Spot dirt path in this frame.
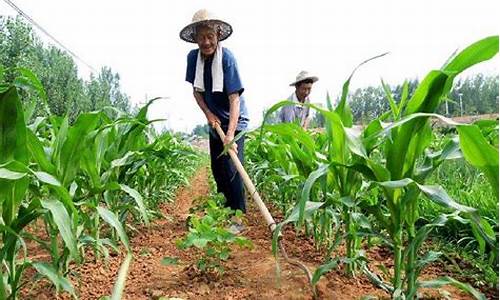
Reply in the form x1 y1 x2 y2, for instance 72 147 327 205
23 165 482 300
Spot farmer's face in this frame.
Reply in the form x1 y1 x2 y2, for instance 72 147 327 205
195 26 219 57
295 82 313 102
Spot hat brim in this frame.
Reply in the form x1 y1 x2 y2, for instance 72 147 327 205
289 76 319 86
179 19 233 43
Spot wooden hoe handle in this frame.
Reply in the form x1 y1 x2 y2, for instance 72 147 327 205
213 123 277 232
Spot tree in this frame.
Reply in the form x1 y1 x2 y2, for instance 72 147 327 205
87 67 130 114
0 16 131 122
444 74 499 116
30 45 87 120
0 16 37 81
352 79 420 124
347 75 497 124
191 123 209 138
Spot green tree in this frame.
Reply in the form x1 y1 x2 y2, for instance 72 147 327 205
30 46 87 120
0 16 37 81
87 67 130 113
348 75 498 124
192 123 209 138
0 16 131 122
444 74 499 116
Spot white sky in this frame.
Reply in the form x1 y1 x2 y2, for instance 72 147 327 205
1 0 499 132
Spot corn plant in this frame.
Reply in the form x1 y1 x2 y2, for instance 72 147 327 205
1 67 202 299
0 85 78 299
252 36 498 299
420 128 498 253
352 36 498 299
260 54 390 278
245 129 308 214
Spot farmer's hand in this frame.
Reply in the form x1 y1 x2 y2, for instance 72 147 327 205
223 132 238 154
206 112 220 128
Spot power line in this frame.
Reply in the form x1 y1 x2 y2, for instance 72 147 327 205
3 0 98 73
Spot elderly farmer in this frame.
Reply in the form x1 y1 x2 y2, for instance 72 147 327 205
181 9 249 219
279 71 318 129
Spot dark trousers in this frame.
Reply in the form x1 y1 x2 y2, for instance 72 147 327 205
209 129 246 213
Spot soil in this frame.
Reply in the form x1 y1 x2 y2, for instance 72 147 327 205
20 166 496 300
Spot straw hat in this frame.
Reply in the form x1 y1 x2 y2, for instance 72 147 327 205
179 9 233 43
289 71 319 86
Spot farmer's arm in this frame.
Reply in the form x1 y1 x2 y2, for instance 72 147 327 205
193 90 220 127
223 51 243 150
301 106 311 129
302 116 311 129
224 92 240 150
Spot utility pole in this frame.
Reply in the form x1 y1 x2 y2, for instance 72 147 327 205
458 92 463 116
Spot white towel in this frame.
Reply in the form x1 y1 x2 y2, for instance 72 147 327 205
193 43 224 93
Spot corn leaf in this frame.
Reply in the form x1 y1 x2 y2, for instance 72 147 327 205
119 184 149 225
110 253 133 300
32 262 76 298
97 206 130 251
41 199 78 260
418 276 486 300
457 124 499 197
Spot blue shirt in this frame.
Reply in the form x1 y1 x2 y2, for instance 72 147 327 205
185 47 249 131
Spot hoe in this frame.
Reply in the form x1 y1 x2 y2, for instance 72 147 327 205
214 123 318 298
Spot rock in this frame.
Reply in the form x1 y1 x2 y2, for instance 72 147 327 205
150 289 164 300
198 283 210 295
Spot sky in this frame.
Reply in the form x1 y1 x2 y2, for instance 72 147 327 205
1 0 499 132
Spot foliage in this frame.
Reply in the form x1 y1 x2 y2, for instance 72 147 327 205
0 16 130 123
0 68 201 299
349 73 498 125
191 123 209 138
247 36 498 299
177 197 252 276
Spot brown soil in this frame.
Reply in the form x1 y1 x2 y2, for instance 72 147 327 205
190 137 209 152
20 166 495 300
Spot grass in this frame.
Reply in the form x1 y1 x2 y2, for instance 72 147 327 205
421 159 498 240
425 238 498 291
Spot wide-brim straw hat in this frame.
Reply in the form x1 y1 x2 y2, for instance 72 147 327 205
289 71 319 86
179 9 233 43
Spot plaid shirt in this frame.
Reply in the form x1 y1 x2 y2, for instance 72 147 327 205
279 92 310 125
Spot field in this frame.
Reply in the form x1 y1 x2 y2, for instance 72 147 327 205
0 36 498 300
